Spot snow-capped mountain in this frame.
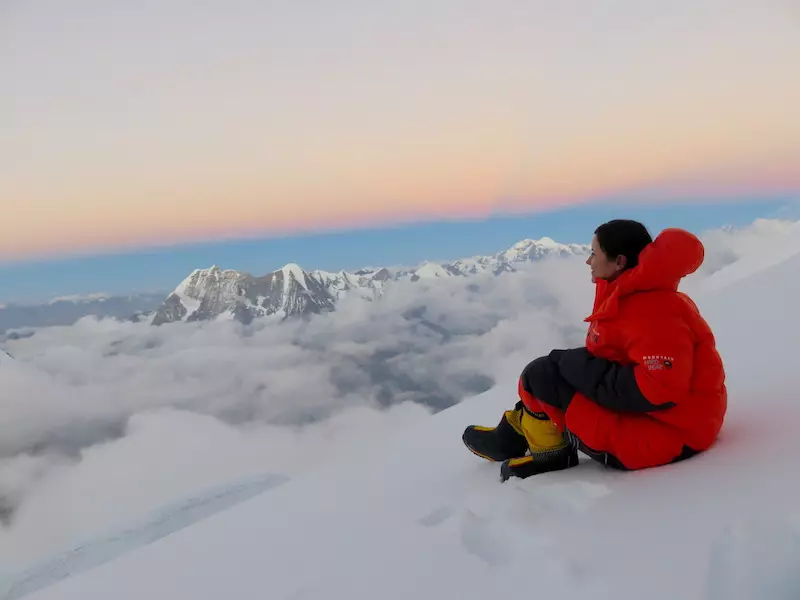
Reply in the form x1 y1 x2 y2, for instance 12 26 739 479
150 237 589 325
151 264 346 326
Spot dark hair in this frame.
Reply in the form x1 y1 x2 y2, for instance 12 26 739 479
594 219 653 270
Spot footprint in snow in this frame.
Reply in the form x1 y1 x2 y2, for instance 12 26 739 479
418 498 551 567
417 506 456 528
417 482 599 581
457 508 587 581
459 509 519 567
418 501 542 567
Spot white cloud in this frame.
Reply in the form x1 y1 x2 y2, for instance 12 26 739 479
0 217 796 573
694 217 799 275
686 218 800 294
0 260 586 569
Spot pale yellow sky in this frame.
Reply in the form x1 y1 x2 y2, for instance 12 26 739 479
2 0 799 261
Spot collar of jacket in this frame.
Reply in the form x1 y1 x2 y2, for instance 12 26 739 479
585 228 705 323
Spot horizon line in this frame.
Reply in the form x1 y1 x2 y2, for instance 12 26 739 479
3 194 795 268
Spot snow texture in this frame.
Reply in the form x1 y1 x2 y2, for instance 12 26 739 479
0 474 288 600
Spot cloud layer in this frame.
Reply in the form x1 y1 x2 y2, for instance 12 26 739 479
0 218 795 572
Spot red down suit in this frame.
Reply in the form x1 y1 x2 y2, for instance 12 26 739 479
519 228 728 470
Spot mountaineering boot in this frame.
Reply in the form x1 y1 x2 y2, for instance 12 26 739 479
500 409 579 481
462 402 529 462
500 447 579 481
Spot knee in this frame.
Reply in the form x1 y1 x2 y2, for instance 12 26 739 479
520 356 557 393
519 354 575 412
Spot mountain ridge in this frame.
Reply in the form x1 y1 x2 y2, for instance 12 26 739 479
0 293 166 334
149 237 590 325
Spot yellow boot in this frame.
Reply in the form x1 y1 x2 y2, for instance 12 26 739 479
501 409 578 481
462 403 530 462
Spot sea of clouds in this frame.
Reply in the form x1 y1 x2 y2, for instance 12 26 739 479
0 217 796 571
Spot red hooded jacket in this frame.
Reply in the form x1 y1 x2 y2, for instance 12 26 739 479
520 228 728 470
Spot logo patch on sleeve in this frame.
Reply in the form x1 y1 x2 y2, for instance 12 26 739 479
642 355 674 371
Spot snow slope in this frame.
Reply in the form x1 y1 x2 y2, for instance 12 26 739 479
0 474 288 600
13 245 800 600
699 219 800 292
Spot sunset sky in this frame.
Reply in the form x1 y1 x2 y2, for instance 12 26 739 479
2 0 799 300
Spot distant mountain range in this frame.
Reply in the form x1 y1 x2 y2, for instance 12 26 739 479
147 237 589 325
0 237 588 334
0 293 166 336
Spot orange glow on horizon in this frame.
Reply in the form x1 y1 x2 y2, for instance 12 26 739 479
2 1 799 263
2 170 797 265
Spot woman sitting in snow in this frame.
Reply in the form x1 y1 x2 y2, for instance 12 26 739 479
463 219 727 481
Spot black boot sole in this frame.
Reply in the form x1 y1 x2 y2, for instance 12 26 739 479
500 449 580 482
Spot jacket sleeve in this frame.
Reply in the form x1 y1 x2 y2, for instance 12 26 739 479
554 322 694 413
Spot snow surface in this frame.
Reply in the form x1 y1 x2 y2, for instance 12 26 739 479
701 219 800 292
9 236 800 600
414 261 454 279
172 269 207 298
170 272 204 320
280 263 308 290
0 474 288 600
500 237 581 262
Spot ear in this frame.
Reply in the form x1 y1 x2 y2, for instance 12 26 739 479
615 255 627 270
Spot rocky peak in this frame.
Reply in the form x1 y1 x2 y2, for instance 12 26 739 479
149 236 589 325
